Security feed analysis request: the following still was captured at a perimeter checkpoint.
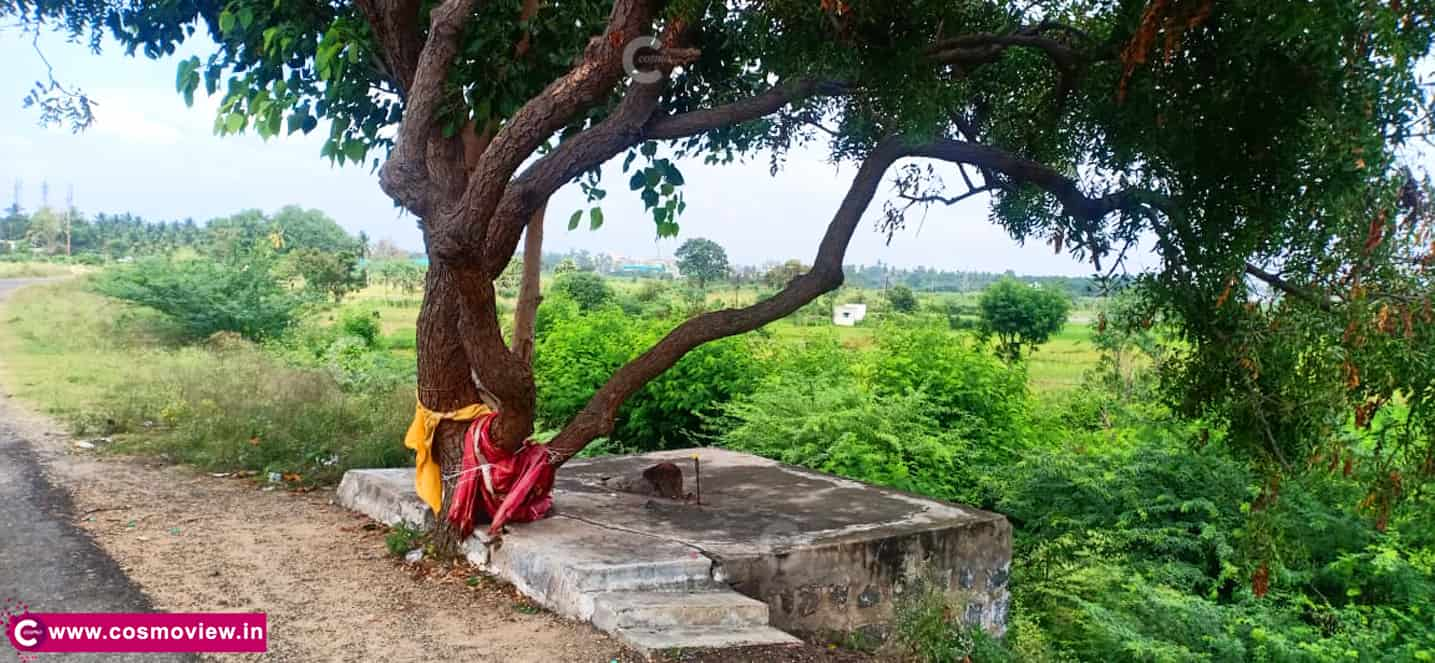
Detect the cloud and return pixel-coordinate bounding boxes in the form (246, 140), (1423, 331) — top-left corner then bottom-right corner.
(87, 89), (185, 145)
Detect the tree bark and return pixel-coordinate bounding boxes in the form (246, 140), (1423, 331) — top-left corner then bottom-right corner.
(414, 259), (487, 556)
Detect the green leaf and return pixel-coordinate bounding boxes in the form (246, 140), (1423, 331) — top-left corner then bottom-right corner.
(342, 140), (367, 164)
(640, 141), (657, 157)
(589, 207), (604, 231)
(238, 7), (255, 30)
(641, 187), (659, 210)
(224, 112), (245, 133)
(567, 210), (582, 231)
(218, 10), (235, 34)
(175, 57), (199, 99)
(301, 115), (318, 134)
(622, 151), (636, 173)
(628, 171), (646, 191)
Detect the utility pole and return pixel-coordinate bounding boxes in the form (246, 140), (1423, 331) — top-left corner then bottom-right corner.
(65, 185), (73, 256)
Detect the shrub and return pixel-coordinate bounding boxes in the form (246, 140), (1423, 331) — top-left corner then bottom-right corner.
(385, 524), (424, 557)
(533, 299), (763, 449)
(887, 284), (919, 313)
(338, 308), (382, 347)
(550, 271), (612, 310)
(94, 253), (311, 342)
(867, 322), (1030, 450)
(719, 379), (969, 501)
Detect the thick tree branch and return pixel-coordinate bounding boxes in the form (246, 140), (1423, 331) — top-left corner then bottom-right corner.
(1244, 263), (1334, 311)
(432, 0), (662, 262)
(909, 139), (1165, 223)
(484, 78), (848, 277)
(643, 79), (850, 140)
(376, 0), (477, 218)
(511, 207), (545, 365)
(451, 265), (538, 447)
(353, 0), (424, 94)
(544, 136), (915, 462)
(927, 32), (1084, 70)
(545, 136), (1171, 461)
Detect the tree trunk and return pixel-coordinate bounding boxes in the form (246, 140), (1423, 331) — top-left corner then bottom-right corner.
(415, 260), (487, 556)
(511, 206), (545, 365)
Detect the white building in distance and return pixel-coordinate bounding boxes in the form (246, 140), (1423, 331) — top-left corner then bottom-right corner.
(833, 303), (868, 327)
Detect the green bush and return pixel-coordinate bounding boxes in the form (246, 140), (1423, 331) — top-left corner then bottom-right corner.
(385, 524), (424, 557)
(867, 322), (1031, 451)
(94, 253), (311, 342)
(338, 308), (382, 347)
(887, 284), (919, 313)
(719, 379), (968, 501)
(533, 296), (763, 449)
(550, 271), (613, 310)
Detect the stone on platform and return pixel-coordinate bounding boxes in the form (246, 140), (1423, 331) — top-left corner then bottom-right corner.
(337, 448), (1011, 652)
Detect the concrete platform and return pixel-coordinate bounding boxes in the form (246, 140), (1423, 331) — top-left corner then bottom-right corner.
(337, 448), (1010, 652)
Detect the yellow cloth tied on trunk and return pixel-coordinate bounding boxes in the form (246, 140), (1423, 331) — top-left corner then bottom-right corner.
(404, 400), (492, 514)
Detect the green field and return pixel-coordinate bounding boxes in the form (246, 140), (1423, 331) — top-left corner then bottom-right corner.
(341, 279), (1101, 394)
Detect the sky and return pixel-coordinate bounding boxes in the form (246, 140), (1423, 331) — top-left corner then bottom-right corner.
(0, 28), (1147, 276)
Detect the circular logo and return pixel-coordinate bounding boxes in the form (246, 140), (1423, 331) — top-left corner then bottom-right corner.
(622, 36), (664, 85)
(7, 613), (45, 651)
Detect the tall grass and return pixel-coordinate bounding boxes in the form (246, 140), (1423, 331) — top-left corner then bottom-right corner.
(0, 261), (87, 278)
(0, 279), (413, 483)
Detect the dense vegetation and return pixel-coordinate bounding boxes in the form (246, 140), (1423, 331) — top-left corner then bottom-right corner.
(2, 232), (1431, 659)
(4, 0), (1434, 657)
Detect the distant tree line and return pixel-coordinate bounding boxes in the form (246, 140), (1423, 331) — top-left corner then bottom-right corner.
(1, 201), (369, 264)
(842, 263), (1102, 296)
(535, 245), (1102, 296)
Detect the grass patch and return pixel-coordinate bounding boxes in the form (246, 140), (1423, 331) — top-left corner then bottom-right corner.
(0, 279), (414, 483)
(0, 261), (88, 278)
(1026, 321), (1097, 394)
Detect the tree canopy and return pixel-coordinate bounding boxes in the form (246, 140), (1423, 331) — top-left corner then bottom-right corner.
(8, 0), (1435, 526)
(978, 277), (1072, 361)
(674, 237), (728, 286)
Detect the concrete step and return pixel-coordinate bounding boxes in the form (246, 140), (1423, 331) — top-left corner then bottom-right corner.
(615, 625), (803, 655)
(592, 590), (770, 631)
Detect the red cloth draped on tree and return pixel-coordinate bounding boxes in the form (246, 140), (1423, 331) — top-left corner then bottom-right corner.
(445, 413), (556, 538)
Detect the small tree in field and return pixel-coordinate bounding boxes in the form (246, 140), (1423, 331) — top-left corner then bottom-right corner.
(10, 0), (1435, 545)
(674, 237), (728, 288)
(977, 278), (1071, 361)
(551, 271), (613, 310)
(886, 284), (918, 314)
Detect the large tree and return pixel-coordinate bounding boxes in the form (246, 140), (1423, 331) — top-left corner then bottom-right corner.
(9, 0), (1435, 545)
